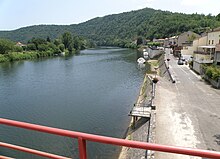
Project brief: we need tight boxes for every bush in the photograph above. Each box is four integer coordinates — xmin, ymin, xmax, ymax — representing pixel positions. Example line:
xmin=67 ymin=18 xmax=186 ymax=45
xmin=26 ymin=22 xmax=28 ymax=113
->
xmin=8 ymin=52 xmax=38 ymax=61
xmin=0 ymin=54 xmax=10 ymax=62
xmin=205 ymin=65 xmax=220 ymax=81
xmin=205 ymin=67 xmax=213 ymax=78
xmin=38 ymin=44 xmax=49 ymax=52
xmin=0 ymin=39 xmax=14 ymax=54
xmin=14 ymin=46 xmax=23 ymax=52
xmin=27 ymin=44 xmax=37 ymax=51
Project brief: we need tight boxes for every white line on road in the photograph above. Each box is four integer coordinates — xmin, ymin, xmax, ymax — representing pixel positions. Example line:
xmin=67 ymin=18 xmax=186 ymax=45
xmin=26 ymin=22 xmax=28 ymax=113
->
xmin=179 ymin=66 xmax=188 ymax=75
xmin=189 ymin=69 xmax=202 ymax=80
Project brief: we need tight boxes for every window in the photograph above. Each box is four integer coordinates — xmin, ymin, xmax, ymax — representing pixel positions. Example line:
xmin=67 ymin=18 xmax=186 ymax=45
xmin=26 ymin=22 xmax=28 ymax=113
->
xmin=209 ymin=40 xmax=211 ymax=44
xmin=212 ymin=40 xmax=214 ymax=44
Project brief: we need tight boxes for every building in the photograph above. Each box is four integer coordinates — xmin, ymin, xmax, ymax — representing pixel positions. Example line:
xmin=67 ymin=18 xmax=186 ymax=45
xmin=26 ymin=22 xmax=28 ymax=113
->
xmin=207 ymin=27 xmax=220 ymax=46
xmin=214 ymin=44 xmax=220 ymax=65
xmin=16 ymin=42 xmax=26 ymax=47
xmin=177 ymin=31 xmax=200 ymax=47
xmin=192 ymin=28 xmax=220 ymax=74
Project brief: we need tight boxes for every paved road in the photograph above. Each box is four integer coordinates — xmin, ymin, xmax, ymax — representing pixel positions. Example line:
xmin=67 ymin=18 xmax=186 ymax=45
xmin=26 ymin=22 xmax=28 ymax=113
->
xmin=155 ymin=53 xmax=220 ymax=159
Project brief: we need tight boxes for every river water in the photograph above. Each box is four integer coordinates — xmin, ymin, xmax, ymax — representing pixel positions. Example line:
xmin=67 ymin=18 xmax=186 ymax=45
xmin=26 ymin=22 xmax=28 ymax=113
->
xmin=0 ymin=47 xmax=147 ymax=159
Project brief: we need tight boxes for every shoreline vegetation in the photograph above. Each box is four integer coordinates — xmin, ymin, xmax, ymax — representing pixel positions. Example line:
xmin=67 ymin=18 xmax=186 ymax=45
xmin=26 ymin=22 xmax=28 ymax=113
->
xmin=0 ymin=32 xmax=95 ymax=63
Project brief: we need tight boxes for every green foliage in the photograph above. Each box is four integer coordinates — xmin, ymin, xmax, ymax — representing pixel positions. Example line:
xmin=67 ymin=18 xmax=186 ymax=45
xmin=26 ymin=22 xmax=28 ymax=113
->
xmin=38 ymin=44 xmax=49 ymax=52
xmin=147 ymin=42 xmax=161 ymax=47
xmin=27 ymin=43 xmax=37 ymax=51
xmin=62 ymin=32 xmax=73 ymax=49
xmin=136 ymin=37 xmax=143 ymax=46
xmin=0 ymin=54 xmax=10 ymax=62
xmin=0 ymin=39 xmax=14 ymax=54
xmin=1 ymin=8 xmax=220 ymax=47
xmin=205 ymin=65 xmax=220 ymax=81
xmin=54 ymin=39 xmax=62 ymax=46
xmin=46 ymin=36 xmax=51 ymax=42
xmin=0 ymin=33 xmax=90 ymax=63
xmin=14 ymin=46 xmax=23 ymax=52
xmin=61 ymin=32 xmax=87 ymax=52
xmin=8 ymin=52 xmax=38 ymax=61
xmin=58 ymin=44 xmax=65 ymax=52
xmin=216 ymin=13 xmax=220 ymax=21
xmin=29 ymin=37 xmax=47 ymax=50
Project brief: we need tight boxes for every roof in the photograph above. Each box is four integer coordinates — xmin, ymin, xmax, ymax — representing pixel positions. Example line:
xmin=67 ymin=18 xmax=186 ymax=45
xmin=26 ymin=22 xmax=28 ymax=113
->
xmin=213 ymin=27 xmax=220 ymax=32
xmin=198 ymin=46 xmax=216 ymax=49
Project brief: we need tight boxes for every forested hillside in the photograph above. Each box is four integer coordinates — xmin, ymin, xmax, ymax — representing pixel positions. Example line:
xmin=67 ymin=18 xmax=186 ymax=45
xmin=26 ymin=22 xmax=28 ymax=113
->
xmin=0 ymin=7 xmax=220 ymax=46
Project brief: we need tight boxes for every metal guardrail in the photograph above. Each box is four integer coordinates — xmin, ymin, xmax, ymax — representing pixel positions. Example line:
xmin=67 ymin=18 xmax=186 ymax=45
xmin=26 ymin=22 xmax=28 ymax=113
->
xmin=164 ymin=60 xmax=176 ymax=83
xmin=1 ymin=118 xmax=220 ymax=159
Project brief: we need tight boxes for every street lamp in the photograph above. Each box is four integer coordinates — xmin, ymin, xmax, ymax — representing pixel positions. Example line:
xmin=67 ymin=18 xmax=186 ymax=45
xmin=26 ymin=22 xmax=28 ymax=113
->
xmin=154 ymin=67 xmax=158 ymax=78
xmin=167 ymin=58 xmax=170 ymax=69
xmin=152 ymin=67 xmax=159 ymax=99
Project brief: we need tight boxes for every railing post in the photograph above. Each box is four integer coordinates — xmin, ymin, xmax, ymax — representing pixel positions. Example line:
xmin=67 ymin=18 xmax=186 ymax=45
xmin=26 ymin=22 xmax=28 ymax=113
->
xmin=78 ymin=137 xmax=87 ymax=159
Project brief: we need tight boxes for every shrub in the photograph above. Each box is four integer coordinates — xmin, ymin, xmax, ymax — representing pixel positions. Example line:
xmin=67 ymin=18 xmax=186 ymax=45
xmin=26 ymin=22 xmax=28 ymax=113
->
xmin=205 ymin=65 xmax=220 ymax=81
xmin=0 ymin=54 xmax=10 ymax=62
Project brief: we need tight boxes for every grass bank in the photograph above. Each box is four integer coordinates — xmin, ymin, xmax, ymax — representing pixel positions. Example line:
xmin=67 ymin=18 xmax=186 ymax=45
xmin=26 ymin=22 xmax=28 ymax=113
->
xmin=0 ymin=50 xmax=68 ymax=63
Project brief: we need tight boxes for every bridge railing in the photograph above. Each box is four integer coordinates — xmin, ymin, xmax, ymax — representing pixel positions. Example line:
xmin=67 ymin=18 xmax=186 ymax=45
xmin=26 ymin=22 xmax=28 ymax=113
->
xmin=1 ymin=118 xmax=220 ymax=159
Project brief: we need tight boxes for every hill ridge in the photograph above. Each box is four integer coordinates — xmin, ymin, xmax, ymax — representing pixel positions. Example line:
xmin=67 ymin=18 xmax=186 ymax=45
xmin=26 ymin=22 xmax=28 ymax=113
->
xmin=0 ymin=7 xmax=219 ymax=45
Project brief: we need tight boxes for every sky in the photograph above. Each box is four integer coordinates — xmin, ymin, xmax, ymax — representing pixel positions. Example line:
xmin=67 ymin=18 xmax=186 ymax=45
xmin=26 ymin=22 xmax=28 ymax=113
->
xmin=0 ymin=0 xmax=219 ymax=31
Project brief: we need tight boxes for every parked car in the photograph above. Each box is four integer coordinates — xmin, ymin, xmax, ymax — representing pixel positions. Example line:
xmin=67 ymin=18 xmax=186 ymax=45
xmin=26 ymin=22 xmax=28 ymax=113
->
xmin=177 ymin=59 xmax=184 ymax=65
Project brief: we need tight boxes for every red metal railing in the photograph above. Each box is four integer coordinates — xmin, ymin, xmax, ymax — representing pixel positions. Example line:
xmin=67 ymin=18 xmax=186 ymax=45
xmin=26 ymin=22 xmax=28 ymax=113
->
xmin=1 ymin=118 xmax=220 ymax=159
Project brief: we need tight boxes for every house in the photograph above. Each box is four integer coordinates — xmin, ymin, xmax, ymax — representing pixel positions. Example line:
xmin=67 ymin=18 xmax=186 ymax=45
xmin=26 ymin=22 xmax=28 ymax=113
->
xmin=207 ymin=27 xmax=220 ymax=46
xmin=214 ymin=44 xmax=220 ymax=65
xmin=192 ymin=28 xmax=220 ymax=74
xmin=181 ymin=36 xmax=207 ymax=60
xmin=16 ymin=42 xmax=26 ymax=47
xmin=177 ymin=31 xmax=200 ymax=47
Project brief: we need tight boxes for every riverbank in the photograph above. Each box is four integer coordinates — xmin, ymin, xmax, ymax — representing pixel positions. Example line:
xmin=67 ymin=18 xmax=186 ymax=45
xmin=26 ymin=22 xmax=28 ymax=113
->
xmin=118 ymin=57 xmax=160 ymax=159
xmin=0 ymin=51 xmax=64 ymax=63
xmin=118 ymin=74 xmax=152 ymax=159
xmin=118 ymin=53 xmax=166 ymax=159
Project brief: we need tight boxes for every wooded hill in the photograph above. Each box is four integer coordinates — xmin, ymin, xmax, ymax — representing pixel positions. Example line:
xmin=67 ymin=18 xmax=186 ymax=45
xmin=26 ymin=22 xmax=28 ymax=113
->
xmin=0 ymin=7 xmax=220 ymax=46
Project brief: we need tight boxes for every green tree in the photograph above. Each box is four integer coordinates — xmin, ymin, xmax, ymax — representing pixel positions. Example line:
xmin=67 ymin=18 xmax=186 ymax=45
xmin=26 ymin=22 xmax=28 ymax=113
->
xmin=46 ymin=36 xmax=51 ymax=42
xmin=58 ymin=44 xmax=65 ymax=52
xmin=216 ymin=13 xmax=220 ymax=21
xmin=14 ymin=46 xmax=23 ymax=52
xmin=54 ymin=39 xmax=62 ymax=46
xmin=62 ymin=32 xmax=73 ymax=50
xmin=0 ymin=39 xmax=14 ymax=54
xmin=38 ymin=44 xmax=49 ymax=52
xmin=136 ymin=37 xmax=143 ymax=46
xmin=27 ymin=43 xmax=37 ymax=51
xmin=30 ymin=37 xmax=47 ymax=50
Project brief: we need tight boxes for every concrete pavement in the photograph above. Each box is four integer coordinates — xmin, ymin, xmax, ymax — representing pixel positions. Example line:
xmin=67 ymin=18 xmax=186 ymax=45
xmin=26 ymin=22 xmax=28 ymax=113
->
xmin=154 ymin=54 xmax=220 ymax=158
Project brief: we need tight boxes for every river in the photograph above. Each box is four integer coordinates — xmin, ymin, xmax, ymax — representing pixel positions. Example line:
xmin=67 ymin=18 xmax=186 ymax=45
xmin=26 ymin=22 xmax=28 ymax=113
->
xmin=0 ymin=47 xmax=147 ymax=159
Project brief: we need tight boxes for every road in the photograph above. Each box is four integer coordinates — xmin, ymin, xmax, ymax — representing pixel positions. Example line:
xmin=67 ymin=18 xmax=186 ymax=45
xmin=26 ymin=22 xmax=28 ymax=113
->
xmin=154 ymin=53 xmax=220 ymax=159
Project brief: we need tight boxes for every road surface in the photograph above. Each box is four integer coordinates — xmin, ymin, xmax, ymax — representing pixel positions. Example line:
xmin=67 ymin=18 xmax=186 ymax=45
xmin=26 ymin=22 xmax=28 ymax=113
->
xmin=154 ymin=53 xmax=220 ymax=159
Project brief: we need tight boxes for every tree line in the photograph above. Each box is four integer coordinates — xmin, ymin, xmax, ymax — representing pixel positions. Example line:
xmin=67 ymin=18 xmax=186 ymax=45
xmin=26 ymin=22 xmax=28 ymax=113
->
xmin=0 ymin=7 xmax=220 ymax=48
xmin=0 ymin=32 xmax=94 ymax=62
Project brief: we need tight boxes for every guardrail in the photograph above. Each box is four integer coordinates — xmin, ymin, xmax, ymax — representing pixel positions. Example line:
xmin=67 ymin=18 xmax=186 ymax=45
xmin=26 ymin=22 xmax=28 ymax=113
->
xmin=1 ymin=118 xmax=220 ymax=159
xmin=164 ymin=60 xmax=176 ymax=83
